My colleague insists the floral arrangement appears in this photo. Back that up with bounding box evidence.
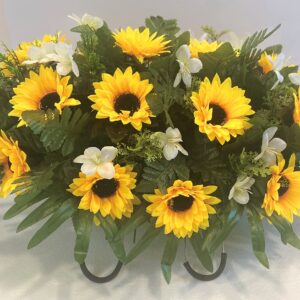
[1,14,300,283]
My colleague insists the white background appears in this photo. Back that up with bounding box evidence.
[1,0,300,299]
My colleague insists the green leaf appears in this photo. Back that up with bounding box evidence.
[115,205,149,240]
[22,108,90,156]
[267,214,300,249]
[73,210,94,264]
[97,214,126,261]
[145,16,180,39]
[190,234,213,272]
[28,199,76,249]
[247,206,269,268]
[200,42,236,79]
[146,94,164,115]
[278,124,300,153]
[161,235,179,284]
[239,25,281,65]
[16,194,63,232]
[264,44,283,55]
[124,225,162,264]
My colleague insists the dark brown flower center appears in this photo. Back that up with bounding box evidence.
[168,195,194,212]
[114,93,140,116]
[92,178,119,198]
[278,176,289,196]
[7,159,12,170]
[209,104,227,125]
[40,92,60,111]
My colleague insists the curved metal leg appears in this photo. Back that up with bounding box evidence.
[183,252,227,281]
[80,261,123,283]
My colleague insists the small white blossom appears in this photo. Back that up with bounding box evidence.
[24,42,56,64]
[24,42,79,77]
[154,127,188,161]
[229,176,255,205]
[173,45,202,88]
[255,127,287,166]
[47,43,79,77]
[270,53,285,88]
[68,13,104,30]
[74,146,118,179]
[288,72,300,85]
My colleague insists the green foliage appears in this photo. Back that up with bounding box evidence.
[229,150,271,178]
[239,25,281,67]
[22,108,90,156]
[201,26,229,42]
[117,130,163,163]
[27,198,77,249]
[278,124,300,153]
[136,156,190,193]
[4,165,57,219]
[161,235,179,284]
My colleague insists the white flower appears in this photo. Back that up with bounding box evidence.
[154,127,188,161]
[73,146,118,179]
[68,13,104,30]
[289,72,300,85]
[24,42,56,64]
[223,31,246,50]
[23,42,79,77]
[254,127,287,166]
[47,43,79,77]
[229,175,255,205]
[173,44,202,88]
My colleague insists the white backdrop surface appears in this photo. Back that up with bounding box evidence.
[1,0,300,299]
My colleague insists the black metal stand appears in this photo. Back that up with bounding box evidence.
[80,261,123,283]
[183,252,227,281]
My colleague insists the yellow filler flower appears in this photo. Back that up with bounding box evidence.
[89,67,154,131]
[0,131,30,198]
[262,154,300,223]
[144,180,221,238]
[293,87,300,125]
[191,74,254,145]
[9,66,80,127]
[113,27,170,63]
[69,164,139,219]
[189,39,221,58]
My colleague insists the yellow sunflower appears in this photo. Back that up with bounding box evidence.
[0,33,66,77]
[144,180,221,238]
[9,66,80,127]
[0,131,30,198]
[113,27,170,63]
[191,74,254,145]
[69,164,140,219]
[293,87,300,125]
[89,67,154,131]
[258,52,277,74]
[189,39,221,58]
[262,154,300,223]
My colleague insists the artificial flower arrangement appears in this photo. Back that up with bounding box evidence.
[1,14,300,283]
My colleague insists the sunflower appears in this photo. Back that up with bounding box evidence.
[262,154,300,223]
[258,52,277,74]
[191,74,254,145]
[89,67,154,131]
[144,180,221,238]
[113,27,170,63]
[0,131,30,198]
[293,87,300,125]
[69,164,140,219]
[189,39,221,58]
[9,66,80,127]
